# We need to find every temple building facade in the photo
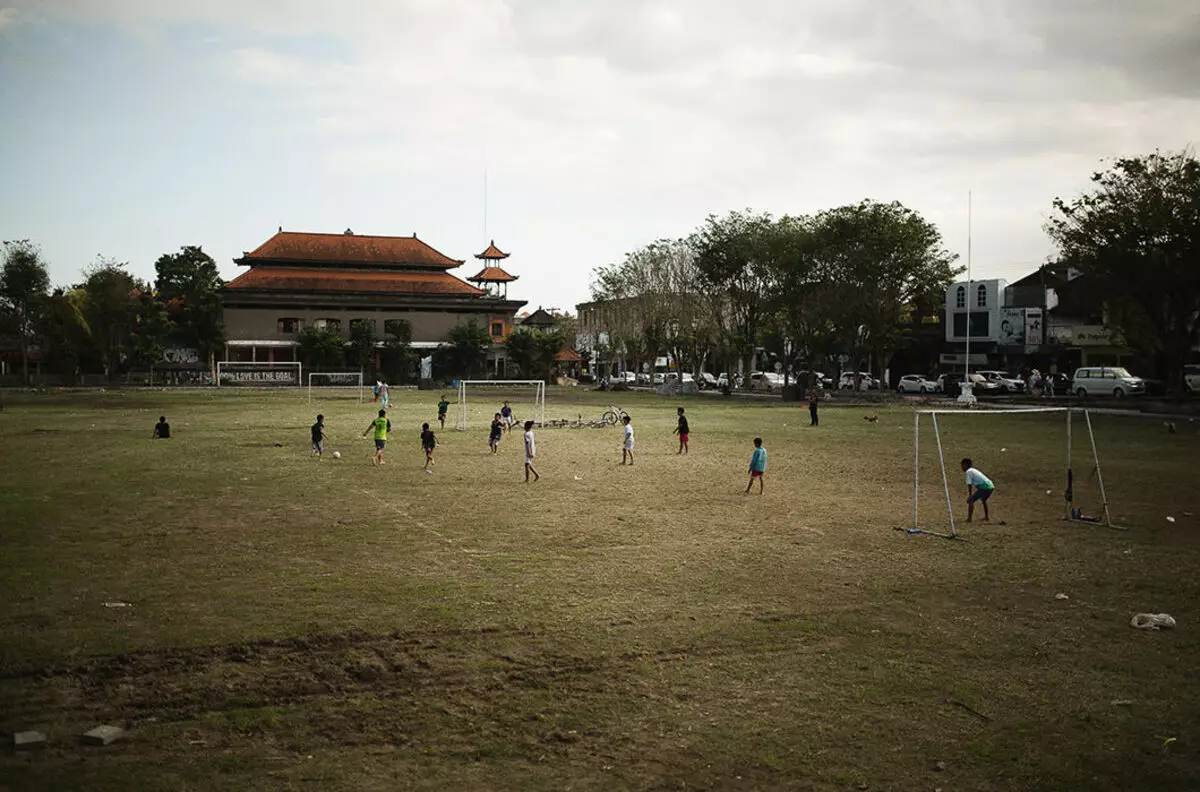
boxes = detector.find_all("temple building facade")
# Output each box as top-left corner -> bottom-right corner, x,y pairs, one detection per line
221,230 -> 526,365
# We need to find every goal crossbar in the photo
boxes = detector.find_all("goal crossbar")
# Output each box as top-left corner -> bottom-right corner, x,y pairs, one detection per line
912,406 -> 1117,540
455,380 -> 546,431
307,371 -> 366,402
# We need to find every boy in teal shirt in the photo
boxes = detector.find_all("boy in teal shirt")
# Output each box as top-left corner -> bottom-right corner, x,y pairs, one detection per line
745,437 -> 767,494
437,395 -> 450,429
961,457 -> 995,522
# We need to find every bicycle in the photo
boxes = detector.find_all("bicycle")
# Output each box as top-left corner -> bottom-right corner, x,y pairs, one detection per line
600,405 -> 629,424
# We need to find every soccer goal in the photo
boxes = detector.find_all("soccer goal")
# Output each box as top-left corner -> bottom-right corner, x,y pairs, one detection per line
307,371 -> 366,403
454,380 -> 546,431
216,361 -> 302,387
910,407 -> 1116,540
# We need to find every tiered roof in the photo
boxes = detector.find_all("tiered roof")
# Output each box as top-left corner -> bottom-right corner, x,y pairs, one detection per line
468,239 -> 518,284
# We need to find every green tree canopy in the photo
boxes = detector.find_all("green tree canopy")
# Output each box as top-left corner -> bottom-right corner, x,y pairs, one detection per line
297,326 -> 346,371
436,320 -> 492,380
153,245 -> 225,366
82,258 -> 141,381
0,240 -> 51,382
1047,150 -> 1200,395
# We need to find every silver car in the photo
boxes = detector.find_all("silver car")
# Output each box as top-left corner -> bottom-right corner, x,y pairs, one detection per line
896,374 -> 937,394
1071,366 -> 1146,398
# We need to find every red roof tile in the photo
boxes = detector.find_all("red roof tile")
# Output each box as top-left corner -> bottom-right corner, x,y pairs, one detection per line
240,231 -> 463,270
467,266 -> 518,283
554,347 -> 583,362
475,240 -> 509,260
224,267 -> 486,296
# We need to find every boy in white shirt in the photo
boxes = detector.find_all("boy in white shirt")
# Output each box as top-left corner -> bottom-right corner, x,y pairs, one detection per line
621,415 -> 635,465
523,420 -> 540,482
961,457 -> 995,522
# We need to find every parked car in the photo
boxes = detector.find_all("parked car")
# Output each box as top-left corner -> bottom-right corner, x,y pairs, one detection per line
717,372 -> 730,389
697,372 -> 718,389
938,372 -> 1001,398
662,372 -> 695,385
977,370 -> 1026,393
795,370 -> 833,390
749,371 -> 784,392
838,372 -> 876,391
1185,364 -> 1200,394
896,374 -> 937,394
1071,366 -> 1146,398
652,372 -> 665,385
636,372 -> 651,385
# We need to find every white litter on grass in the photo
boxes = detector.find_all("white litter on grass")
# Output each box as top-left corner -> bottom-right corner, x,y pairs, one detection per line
1046,490 -> 1053,495
1167,516 -> 1176,523
1130,613 -> 1176,630
1055,593 -> 1069,600
103,602 -> 131,608
1001,447 -> 1007,452
573,476 -> 582,481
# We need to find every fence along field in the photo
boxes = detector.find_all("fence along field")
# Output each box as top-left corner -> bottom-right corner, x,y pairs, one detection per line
1,387 -> 1198,790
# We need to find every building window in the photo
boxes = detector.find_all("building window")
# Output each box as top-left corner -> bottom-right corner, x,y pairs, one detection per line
277,317 -> 302,333
955,286 -> 966,309
314,318 -> 341,332
491,321 -> 505,338
349,318 -> 375,335
977,284 -> 987,308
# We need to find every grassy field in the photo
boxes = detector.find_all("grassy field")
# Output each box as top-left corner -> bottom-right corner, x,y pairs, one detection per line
1,386 -> 1198,791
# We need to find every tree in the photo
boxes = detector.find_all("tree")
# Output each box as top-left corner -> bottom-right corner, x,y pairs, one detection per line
1047,150 -> 1200,396
347,321 -> 376,376
81,258 -> 141,381
379,319 -> 416,383
0,240 -> 51,383
297,326 -> 346,371
39,287 -> 92,384
436,319 -> 492,379
504,326 -> 539,378
129,287 -> 171,371
692,211 -> 779,380
154,246 -> 225,370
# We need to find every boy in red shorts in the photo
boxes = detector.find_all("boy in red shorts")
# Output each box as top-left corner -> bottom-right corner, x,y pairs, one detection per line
675,407 -> 689,455
745,437 -> 767,494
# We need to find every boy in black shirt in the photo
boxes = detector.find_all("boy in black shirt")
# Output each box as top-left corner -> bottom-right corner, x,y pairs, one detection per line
489,412 -> 503,454
674,407 -> 689,455
311,414 -> 328,457
153,416 -> 170,439
421,423 -> 437,472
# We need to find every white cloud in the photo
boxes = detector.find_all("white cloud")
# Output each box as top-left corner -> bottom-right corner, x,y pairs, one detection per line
0,7 -> 20,30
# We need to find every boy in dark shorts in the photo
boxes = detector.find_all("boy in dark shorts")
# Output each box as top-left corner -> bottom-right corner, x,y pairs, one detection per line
962,457 -> 995,522
437,395 -> 450,429
675,407 -> 690,454
362,409 -> 391,466
489,412 -> 503,454
745,437 -> 767,494
153,416 -> 170,439
500,401 -> 514,432
421,423 -> 437,471
311,414 -> 328,457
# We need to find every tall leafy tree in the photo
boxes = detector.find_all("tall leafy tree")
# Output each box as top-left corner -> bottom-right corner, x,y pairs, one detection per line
130,286 -> 171,371
154,246 -> 225,369
39,287 -> 92,383
296,326 -> 346,371
347,321 -> 376,376
82,258 -> 141,381
1047,150 -> 1200,396
0,240 -> 51,383
436,319 -> 492,379
380,319 -> 416,383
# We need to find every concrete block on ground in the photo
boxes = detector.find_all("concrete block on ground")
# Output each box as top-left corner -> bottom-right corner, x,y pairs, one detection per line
80,725 -> 125,746
14,731 -> 47,750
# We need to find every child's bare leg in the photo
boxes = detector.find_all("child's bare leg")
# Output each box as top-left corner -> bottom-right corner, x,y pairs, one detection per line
967,500 -> 974,522
982,500 -> 990,522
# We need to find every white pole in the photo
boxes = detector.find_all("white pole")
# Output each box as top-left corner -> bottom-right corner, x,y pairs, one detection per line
965,190 -> 972,380
913,412 -> 920,531
932,413 -> 957,537
1084,410 -> 1112,527
1065,407 -> 1073,520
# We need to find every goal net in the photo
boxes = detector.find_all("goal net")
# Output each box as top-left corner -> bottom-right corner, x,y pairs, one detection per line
308,371 -> 366,403
911,407 -> 1113,539
454,380 -> 546,431
216,361 -> 302,387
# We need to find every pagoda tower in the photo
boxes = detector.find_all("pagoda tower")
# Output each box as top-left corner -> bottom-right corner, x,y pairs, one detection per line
467,240 -> 518,299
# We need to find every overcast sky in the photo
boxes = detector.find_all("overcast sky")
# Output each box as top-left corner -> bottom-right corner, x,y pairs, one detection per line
1,1 -> 1196,311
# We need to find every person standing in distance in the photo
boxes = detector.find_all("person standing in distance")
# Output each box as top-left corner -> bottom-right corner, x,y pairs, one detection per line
745,437 -> 767,495
621,415 -> 635,465
523,420 -> 540,482
674,407 -> 690,454
808,387 -> 820,427
362,409 -> 391,466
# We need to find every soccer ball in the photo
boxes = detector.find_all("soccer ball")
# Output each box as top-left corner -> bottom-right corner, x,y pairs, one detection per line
332,451 -> 341,459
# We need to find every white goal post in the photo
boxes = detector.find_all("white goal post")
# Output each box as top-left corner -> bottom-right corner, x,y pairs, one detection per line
454,380 -> 546,431
307,371 -> 366,402
216,361 -> 302,387
911,407 -> 1115,540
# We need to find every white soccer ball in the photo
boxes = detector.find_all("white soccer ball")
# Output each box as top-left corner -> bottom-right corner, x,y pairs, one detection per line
332,451 -> 341,459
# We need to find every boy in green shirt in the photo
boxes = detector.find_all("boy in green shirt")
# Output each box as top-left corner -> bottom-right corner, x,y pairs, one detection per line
437,395 -> 450,429
362,409 -> 392,466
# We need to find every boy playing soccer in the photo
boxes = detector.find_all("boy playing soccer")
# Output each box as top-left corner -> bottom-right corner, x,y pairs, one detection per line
362,409 -> 391,466
674,407 -> 689,454
311,414 -> 328,457
500,401 -> 514,432
745,437 -> 767,494
489,412 -> 503,454
523,419 -> 539,482
437,395 -> 450,429
621,415 -> 635,465
961,457 -> 995,522
421,422 -> 437,472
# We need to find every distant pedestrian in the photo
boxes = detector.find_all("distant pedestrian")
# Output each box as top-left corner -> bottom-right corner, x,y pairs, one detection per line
311,414 -> 328,457
153,415 -> 170,439
621,415 -> 635,465
523,420 -> 540,482
674,407 -> 690,454
808,388 -> 820,427
745,437 -> 767,494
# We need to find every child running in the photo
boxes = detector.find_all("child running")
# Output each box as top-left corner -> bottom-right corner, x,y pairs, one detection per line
437,394 -> 450,429
362,409 -> 391,466
500,401 -> 514,432
745,437 -> 767,494
489,412 -> 503,454
961,457 -> 996,522
311,414 -> 328,457
421,422 -> 437,472
523,420 -> 539,482
621,415 -> 635,465
674,407 -> 689,455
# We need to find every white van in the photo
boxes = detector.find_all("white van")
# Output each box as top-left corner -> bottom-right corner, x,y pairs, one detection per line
1071,366 -> 1145,398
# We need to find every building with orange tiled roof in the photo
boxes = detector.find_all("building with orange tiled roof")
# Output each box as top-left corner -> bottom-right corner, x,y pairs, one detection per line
222,229 -> 526,370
